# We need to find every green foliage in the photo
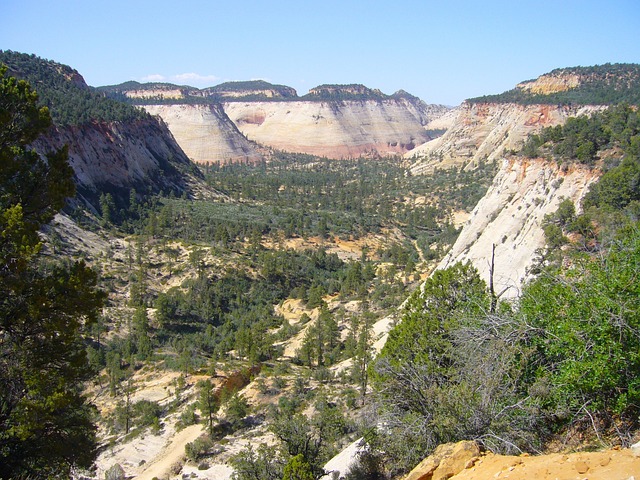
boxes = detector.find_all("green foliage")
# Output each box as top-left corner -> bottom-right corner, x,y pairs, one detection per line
521,227 -> 640,416
263,398 -> 350,480
110,398 -> 163,435
185,434 -> 214,462
377,262 -> 488,369
0,50 -> 148,125
176,403 -> 197,431
372,175 -> 640,474
371,263 -> 541,474
207,80 -> 297,100
200,154 -> 494,249
225,393 -> 249,429
302,84 -> 388,101
231,444 -> 285,480
522,105 -> 640,168
343,450 -> 385,480
282,454 -> 314,480
197,379 -> 219,436
296,306 -> 341,367
0,65 -> 106,478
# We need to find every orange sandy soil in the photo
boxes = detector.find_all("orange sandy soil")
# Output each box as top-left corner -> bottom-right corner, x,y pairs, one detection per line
451,448 -> 639,480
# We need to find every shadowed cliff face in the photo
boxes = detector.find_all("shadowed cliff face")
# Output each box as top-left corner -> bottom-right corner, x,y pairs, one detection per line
32,116 -> 203,212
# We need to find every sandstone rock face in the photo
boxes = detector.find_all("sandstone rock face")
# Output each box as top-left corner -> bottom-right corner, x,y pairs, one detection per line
404,441 -> 481,480
144,104 -> 262,164
125,87 -> 187,100
516,72 -> 581,95
222,99 -> 446,158
437,157 -> 599,297
407,102 -> 602,174
32,116 -> 202,210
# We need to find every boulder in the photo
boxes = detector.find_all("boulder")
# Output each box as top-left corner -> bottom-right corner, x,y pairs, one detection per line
404,441 -> 481,480
631,440 -> 640,457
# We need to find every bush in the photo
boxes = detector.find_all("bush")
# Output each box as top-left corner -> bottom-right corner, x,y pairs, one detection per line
104,463 -> 125,480
185,434 -> 214,462
225,393 -> 249,429
176,404 -> 197,431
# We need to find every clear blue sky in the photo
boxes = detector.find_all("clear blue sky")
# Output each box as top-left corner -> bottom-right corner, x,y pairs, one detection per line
1,0 -> 639,105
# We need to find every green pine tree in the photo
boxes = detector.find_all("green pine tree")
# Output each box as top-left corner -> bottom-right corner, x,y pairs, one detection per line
0,65 -> 106,477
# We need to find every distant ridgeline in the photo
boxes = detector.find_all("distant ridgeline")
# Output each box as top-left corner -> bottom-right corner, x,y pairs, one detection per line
0,50 -> 148,126
98,79 -> 423,105
468,63 -> 640,105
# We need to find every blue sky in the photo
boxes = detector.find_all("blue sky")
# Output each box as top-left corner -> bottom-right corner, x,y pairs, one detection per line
1,0 -> 639,105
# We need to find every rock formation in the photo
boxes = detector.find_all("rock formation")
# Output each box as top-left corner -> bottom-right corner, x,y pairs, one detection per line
407,102 -> 601,174
104,81 -> 450,162
404,441 -> 481,480
144,104 -> 262,164
437,156 -> 599,296
32,116 -> 203,212
222,98 -> 442,158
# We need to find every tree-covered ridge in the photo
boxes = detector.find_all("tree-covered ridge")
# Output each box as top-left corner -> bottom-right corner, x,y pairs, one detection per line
99,79 -> 413,105
521,104 -> 640,165
0,65 -> 105,478
0,50 -> 149,126
302,84 -> 389,101
468,63 -> 640,105
205,80 -> 298,98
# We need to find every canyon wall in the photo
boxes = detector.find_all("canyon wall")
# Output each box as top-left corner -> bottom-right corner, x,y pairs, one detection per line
144,104 -> 263,164
437,156 -> 599,297
221,99 -> 445,158
407,102 -> 601,174
33,116 -> 203,210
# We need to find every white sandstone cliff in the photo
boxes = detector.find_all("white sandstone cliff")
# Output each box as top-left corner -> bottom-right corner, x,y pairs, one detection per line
222,99 -> 448,158
437,156 -> 599,296
144,104 -> 263,164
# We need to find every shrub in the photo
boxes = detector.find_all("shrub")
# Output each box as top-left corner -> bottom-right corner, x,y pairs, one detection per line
185,434 -> 214,462
104,463 -> 125,480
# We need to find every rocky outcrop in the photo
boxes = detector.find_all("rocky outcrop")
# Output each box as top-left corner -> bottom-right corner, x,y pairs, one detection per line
451,447 -> 640,480
404,441 -> 481,480
144,104 -> 263,164
516,72 -> 581,95
32,116 -> 203,211
437,157 -> 599,297
407,103 -> 601,174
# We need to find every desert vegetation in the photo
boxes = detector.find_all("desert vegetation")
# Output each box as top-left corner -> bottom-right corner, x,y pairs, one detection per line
2,53 -> 640,480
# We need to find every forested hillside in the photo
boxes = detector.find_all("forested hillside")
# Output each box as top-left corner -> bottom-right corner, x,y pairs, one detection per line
0,50 -> 148,125
468,63 -> 640,105
1,54 -> 640,480
0,50 -> 203,214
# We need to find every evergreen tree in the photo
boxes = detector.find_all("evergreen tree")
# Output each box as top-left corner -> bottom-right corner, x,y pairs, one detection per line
197,379 -> 219,436
0,65 -> 106,477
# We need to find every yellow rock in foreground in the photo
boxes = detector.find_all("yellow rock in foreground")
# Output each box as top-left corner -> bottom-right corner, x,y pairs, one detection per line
404,441 -> 481,480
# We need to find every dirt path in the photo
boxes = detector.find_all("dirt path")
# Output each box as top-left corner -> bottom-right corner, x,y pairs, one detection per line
134,424 -> 203,480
